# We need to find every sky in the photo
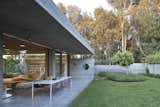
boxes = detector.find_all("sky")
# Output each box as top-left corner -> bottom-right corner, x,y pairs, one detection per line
53,0 -> 112,15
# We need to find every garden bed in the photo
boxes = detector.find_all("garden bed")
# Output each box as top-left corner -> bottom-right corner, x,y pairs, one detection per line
97,72 -> 147,82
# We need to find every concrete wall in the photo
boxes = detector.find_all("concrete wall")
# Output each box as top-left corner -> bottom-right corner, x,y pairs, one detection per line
70,58 -> 95,79
148,64 -> 160,74
95,63 -> 147,74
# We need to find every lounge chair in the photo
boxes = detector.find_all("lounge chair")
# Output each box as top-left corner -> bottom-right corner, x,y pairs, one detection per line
3,70 -> 45,98
12,70 -> 45,82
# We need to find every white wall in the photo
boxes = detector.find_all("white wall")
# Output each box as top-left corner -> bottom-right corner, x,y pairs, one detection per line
70,59 -> 160,75
148,64 -> 160,74
95,63 -> 147,74
70,57 -> 95,79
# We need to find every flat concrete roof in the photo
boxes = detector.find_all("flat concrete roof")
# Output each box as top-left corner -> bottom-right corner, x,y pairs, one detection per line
0,0 -> 94,54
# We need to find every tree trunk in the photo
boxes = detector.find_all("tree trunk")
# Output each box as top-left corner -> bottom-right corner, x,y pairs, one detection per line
135,37 -> 146,56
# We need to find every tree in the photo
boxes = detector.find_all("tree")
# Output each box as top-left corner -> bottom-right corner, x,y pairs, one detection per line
91,7 -> 122,64
107,0 -> 160,62
57,3 -> 67,15
67,5 -> 82,25
57,3 -> 127,64
106,0 -> 133,52
58,3 -> 92,40
74,12 -> 93,41
130,0 -> 160,56
107,0 -> 130,10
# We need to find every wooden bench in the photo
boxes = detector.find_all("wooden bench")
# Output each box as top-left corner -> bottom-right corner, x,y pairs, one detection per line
32,76 -> 72,100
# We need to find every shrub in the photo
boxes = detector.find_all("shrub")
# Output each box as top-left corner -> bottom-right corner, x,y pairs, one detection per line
143,73 -> 160,79
97,72 -> 147,82
97,72 -> 106,77
6,56 -> 18,73
112,51 -> 134,66
105,72 -> 146,82
145,53 -> 160,64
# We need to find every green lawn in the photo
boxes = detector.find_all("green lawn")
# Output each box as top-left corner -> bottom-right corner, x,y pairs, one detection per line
70,77 -> 160,107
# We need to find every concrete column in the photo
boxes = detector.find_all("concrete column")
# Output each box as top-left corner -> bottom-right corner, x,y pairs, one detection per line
45,50 -> 49,76
52,51 -> 56,78
48,50 -> 56,78
67,54 -> 70,76
63,55 -> 68,77
0,34 -> 3,101
59,53 -> 62,75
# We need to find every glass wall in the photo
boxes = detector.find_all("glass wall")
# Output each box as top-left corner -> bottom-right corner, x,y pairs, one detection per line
2,35 -> 47,75
62,53 -> 67,77
55,53 -> 60,77
3,50 -> 46,74
55,53 -> 67,78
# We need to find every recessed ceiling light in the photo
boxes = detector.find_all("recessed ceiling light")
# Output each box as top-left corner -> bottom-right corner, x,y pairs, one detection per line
2,45 -> 6,48
19,44 -> 25,47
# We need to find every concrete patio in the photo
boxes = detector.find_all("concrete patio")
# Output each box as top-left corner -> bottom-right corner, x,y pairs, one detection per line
0,58 -> 95,107
0,77 -> 93,107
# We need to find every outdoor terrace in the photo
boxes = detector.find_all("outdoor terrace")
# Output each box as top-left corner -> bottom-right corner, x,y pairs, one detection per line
1,77 -> 93,107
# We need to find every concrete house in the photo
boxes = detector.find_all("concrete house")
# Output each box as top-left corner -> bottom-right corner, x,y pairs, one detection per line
0,0 -> 94,101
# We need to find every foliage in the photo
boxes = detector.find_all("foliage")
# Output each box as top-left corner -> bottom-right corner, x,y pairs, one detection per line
57,3 -> 67,15
143,73 -> 160,79
67,5 -> 82,25
105,72 -> 146,82
130,0 -> 160,56
92,7 -> 122,64
6,56 -> 18,73
107,0 -> 160,61
145,53 -> 160,64
106,0 -> 130,9
97,72 -> 146,82
58,1 -> 160,63
97,72 -> 106,77
57,4 -> 122,64
112,51 -> 134,66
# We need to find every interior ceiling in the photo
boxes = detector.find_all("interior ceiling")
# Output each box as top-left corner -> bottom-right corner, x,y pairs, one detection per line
0,0 -> 93,54
3,36 -> 47,54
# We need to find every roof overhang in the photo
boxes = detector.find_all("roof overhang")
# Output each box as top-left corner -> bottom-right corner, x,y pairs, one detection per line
0,0 -> 94,54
